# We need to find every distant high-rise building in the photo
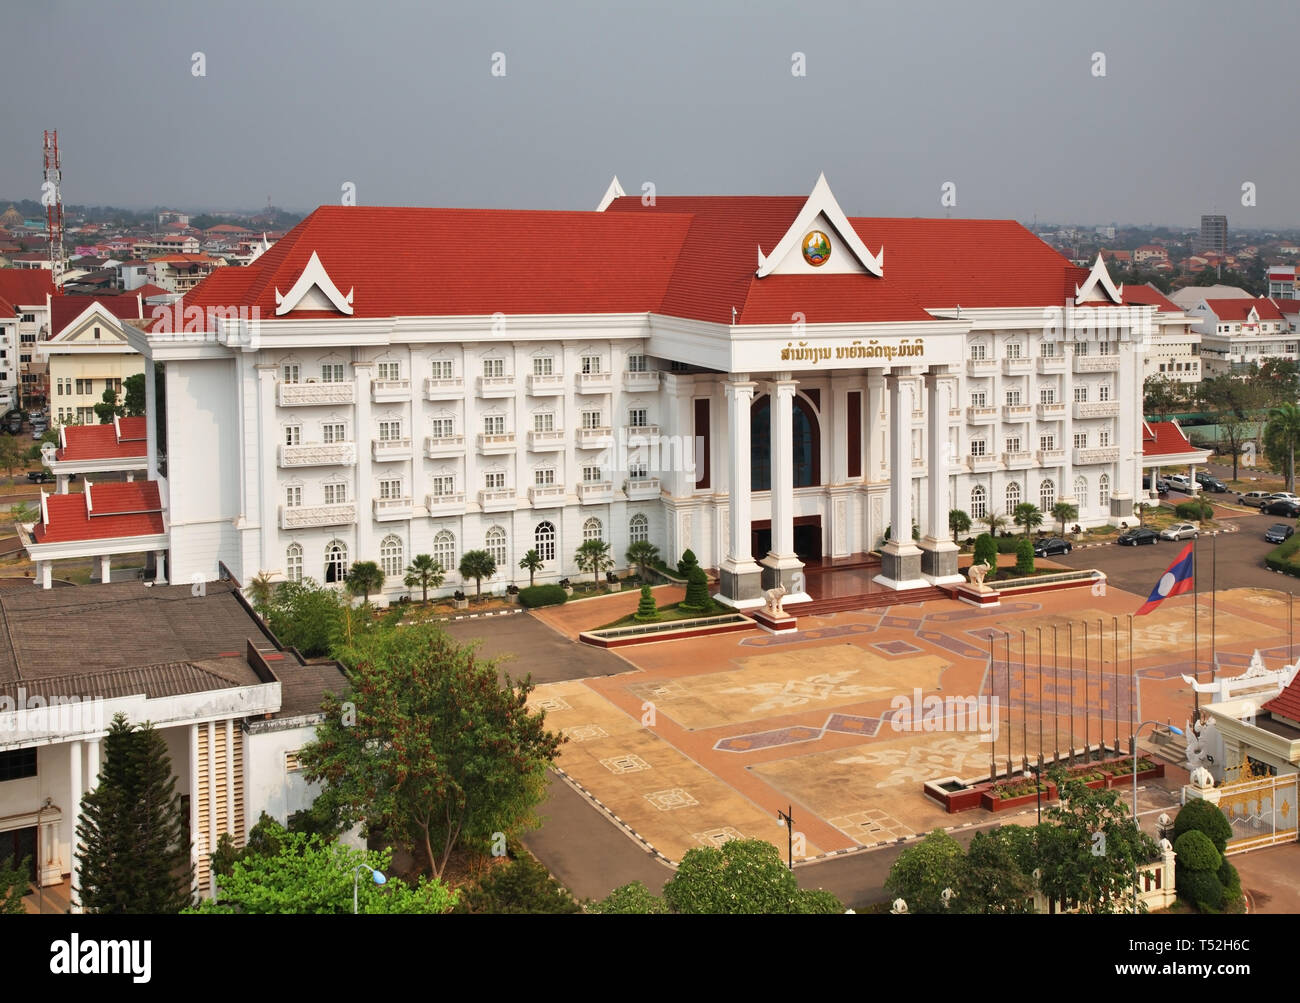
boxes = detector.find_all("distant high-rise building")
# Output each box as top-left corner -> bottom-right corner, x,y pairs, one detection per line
1199,214 -> 1227,255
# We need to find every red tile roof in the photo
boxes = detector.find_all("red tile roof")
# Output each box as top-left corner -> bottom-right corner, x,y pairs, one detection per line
1142,420 -> 1207,459
1205,298 -> 1284,322
1120,283 -> 1180,313
1262,673 -> 1300,723
166,198 -> 1082,328
33,481 -> 164,543
55,419 -> 149,461
116,416 -> 147,441
0,269 -> 54,306
0,295 -> 14,318
49,293 -> 143,338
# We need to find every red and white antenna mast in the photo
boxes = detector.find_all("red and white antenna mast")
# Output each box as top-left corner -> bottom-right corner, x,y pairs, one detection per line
42,130 -> 65,288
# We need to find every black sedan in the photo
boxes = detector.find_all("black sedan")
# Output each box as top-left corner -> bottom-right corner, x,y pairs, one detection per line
1265,523 -> 1296,545
1033,537 -> 1073,557
1117,528 -> 1160,546
1262,499 -> 1300,518
1196,476 -> 1228,493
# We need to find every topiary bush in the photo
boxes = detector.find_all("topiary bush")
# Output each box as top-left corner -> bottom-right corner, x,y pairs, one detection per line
1217,858 -> 1241,901
1014,537 -> 1035,576
1174,798 -> 1232,854
1174,500 -> 1214,521
1173,829 -> 1221,873
676,549 -> 699,578
679,566 -> 714,612
973,533 -> 997,571
518,584 -> 567,608
1178,867 -> 1225,913
633,583 -> 660,622
1265,533 -> 1300,577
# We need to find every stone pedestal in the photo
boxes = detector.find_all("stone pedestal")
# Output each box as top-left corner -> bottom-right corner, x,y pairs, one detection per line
874,541 -> 926,591
918,538 -> 963,585
760,553 -> 805,592
752,606 -> 798,635
717,560 -> 765,608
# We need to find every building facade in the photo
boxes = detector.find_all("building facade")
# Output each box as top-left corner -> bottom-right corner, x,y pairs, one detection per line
124,177 -> 1152,606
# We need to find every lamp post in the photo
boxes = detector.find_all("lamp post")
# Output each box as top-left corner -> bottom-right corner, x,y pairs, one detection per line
776,805 -> 795,870
351,862 -> 386,915
1130,720 -> 1183,914
1023,764 -> 1043,826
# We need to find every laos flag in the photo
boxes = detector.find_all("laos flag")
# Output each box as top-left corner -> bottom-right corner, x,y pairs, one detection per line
1136,542 -> 1195,615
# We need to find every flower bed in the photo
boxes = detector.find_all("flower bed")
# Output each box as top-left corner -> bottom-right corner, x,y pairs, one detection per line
981,779 -> 1057,813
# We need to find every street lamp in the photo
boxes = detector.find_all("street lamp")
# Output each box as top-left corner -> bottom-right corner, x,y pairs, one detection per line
776,805 -> 795,870
1130,720 -> 1183,914
1023,764 -> 1043,826
351,862 -> 386,915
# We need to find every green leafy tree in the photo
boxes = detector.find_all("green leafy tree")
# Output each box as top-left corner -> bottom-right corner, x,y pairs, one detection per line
518,548 -> 543,587
93,386 -> 125,424
299,623 -> 564,879
1013,502 -> 1043,537
1035,780 -> 1159,914
662,838 -> 842,914
680,565 -> 713,612
191,821 -> 456,914
0,435 -> 24,481
1256,358 -> 1300,407
77,714 -> 193,914
954,827 -> 1036,914
9,502 -> 35,523
262,578 -> 347,658
948,509 -> 971,543
458,549 -> 497,597
1142,374 -> 1186,420
122,372 -> 147,417
0,856 -> 29,914
344,560 -> 384,603
1015,537 -> 1035,576
985,510 -> 1009,537
589,881 -> 669,914
453,854 -> 580,914
885,829 -> 965,913
1052,501 -> 1079,536
625,540 -> 659,580
574,538 -> 614,588
1265,402 -> 1300,492
403,553 -> 444,603
245,571 -> 275,611
1199,373 -> 1266,481
633,583 -> 660,622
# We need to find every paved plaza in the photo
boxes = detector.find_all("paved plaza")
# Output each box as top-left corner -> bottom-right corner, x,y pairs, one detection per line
524,581 -> 1297,866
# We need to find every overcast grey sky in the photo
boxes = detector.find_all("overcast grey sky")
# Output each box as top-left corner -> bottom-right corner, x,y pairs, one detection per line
5,0 -> 1299,226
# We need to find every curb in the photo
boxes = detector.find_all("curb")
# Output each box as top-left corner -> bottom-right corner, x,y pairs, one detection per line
1070,521 -> 1240,551
398,607 -> 524,625
551,767 -> 676,868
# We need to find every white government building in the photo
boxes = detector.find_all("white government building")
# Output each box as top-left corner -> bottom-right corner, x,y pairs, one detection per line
117,176 -> 1154,607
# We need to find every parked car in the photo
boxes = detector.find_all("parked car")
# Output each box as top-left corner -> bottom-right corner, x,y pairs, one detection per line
1195,473 -> 1227,493
1155,480 -> 1169,496
1262,498 -> 1300,517
1165,474 -> 1191,491
1159,522 -> 1200,541
1033,537 -> 1072,557
25,470 -> 53,483
1265,523 -> 1296,545
1238,491 -> 1273,508
1117,528 -> 1160,546
1269,492 -> 1300,504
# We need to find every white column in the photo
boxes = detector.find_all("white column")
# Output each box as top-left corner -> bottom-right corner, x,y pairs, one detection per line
85,739 -> 101,790
68,739 -> 83,913
145,359 -> 158,480
761,376 -> 806,598
255,364 -> 278,571
353,359 -> 374,569
125,471 -> 134,482
56,474 -> 68,494
875,370 -> 926,589
717,377 -> 764,606
920,371 -> 963,584
98,555 -> 110,584
155,550 -> 168,585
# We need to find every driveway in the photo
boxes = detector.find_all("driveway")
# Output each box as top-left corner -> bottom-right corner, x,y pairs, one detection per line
440,611 -> 634,685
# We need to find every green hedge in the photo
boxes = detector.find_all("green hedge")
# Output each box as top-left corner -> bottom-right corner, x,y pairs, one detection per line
518,584 -> 567,608
1178,867 -> 1225,912
1174,798 -> 1233,854
1265,533 -> 1300,577
1174,500 -> 1214,520
1173,830 -> 1221,873
973,533 -> 997,569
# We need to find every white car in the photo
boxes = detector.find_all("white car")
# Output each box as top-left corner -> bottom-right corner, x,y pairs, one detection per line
1159,522 -> 1199,541
1165,474 -> 1191,491
1270,492 -> 1300,503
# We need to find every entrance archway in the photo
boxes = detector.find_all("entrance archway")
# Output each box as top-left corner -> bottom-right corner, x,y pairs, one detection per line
750,394 -> 820,491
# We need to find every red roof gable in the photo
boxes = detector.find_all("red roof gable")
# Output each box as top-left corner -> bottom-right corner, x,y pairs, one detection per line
1119,283 -> 1180,313
55,420 -> 149,462
0,269 -> 54,307
1262,672 -> 1300,723
49,293 -> 143,339
33,481 -> 163,544
1142,421 -> 1206,459
1205,298 -> 1283,322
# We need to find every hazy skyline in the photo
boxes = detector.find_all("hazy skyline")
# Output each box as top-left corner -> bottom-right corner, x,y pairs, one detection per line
6,0 -> 1300,226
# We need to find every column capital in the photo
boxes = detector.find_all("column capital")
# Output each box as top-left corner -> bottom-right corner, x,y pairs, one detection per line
723,378 -> 757,400
765,376 -> 798,396
924,365 -> 960,384
254,362 -> 279,373
885,367 -> 924,385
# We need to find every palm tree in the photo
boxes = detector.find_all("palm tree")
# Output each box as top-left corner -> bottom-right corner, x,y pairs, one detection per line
948,509 -> 971,544
625,540 -> 659,581
985,510 -> 1009,538
1267,403 -> 1300,493
1012,503 -> 1044,537
245,570 -> 275,610
403,553 -> 444,603
1051,501 -> 1079,537
345,560 -> 384,603
518,548 -> 543,587
458,549 -> 497,598
575,538 -> 614,588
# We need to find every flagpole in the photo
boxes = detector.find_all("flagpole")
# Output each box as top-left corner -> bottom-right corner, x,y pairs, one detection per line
1068,621 -> 1075,765
1193,540 -> 1200,720
1128,613 -> 1136,756
1021,628 -> 1029,773
1113,614 -> 1120,757
1037,625 -> 1044,769
1082,619 -> 1090,762
1005,630 -> 1013,780
1053,623 -> 1060,763
1211,532 -> 1217,683
988,631 -> 996,783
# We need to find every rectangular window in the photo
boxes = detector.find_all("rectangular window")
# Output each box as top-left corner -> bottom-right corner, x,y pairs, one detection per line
534,468 -> 556,486
1041,342 -> 1056,357
484,415 -> 505,436
75,378 -> 88,394
970,439 -> 987,457
1074,342 -> 1088,356
1005,342 -> 1022,359
1099,429 -> 1112,447
321,363 -> 345,383
282,363 -> 300,384
969,391 -> 986,408
430,474 -> 455,496
533,412 -> 555,432
379,478 -> 402,499
582,410 -> 602,430
324,482 -> 347,505
628,407 -> 648,427
629,460 -> 648,478
1098,341 -> 1114,356
1005,436 -> 1021,453
77,407 -> 94,423
377,361 -> 400,381
627,354 -> 647,373
1074,432 -> 1088,448
532,356 -> 554,377
322,422 -> 346,443
969,344 -> 986,361
1099,384 -> 1111,402
1005,389 -> 1022,406
582,465 -> 603,483
581,355 -> 602,375
285,424 -> 301,447
285,485 -> 302,507
430,359 -> 453,380
430,417 -> 454,438
378,420 -> 402,441
1039,434 -> 1056,450
1039,387 -> 1056,404
484,471 -> 505,490
482,358 -> 504,378
1074,386 -> 1088,402
0,747 -> 37,782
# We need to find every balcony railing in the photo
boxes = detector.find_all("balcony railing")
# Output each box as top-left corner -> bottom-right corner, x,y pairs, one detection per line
278,442 -> 356,467
967,358 -> 998,374
1002,357 -> 1033,375
527,429 -> 568,451
425,491 -> 466,515
1036,402 -> 1066,419
624,424 -> 660,441
624,477 -> 661,499
477,488 -> 516,512
966,453 -> 999,472
1002,404 -> 1034,422
372,496 -> 413,521
278,381 -> 355,407
1037,355 -> 1067,373
527,373 -> 566,395
1074,355 -> 1121,373
1073,446 -> 1120,465
372,437 -> 413,462
476,375 -> 516,396
577,481 -> 613,502
623,370 -> 659,392
280,502 -> 356,529
576,371 -> 614,393
477,432 -> 517,453
370,378 -> 411,402
528,484 -> 566,506
423,377 -> 464,400
577,426 -> 613,449
1002,450 -> 1034,468
966,406 -> 998,423
423,434 -> 464,457
1074,400 -> 1120,419
1037,448 -> 1065,465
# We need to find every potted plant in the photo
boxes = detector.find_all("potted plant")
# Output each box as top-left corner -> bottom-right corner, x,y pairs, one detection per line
559,577 -> 573,597
506,583 -> 520,604
606,570 -> 620,592
452,589 -> 468,610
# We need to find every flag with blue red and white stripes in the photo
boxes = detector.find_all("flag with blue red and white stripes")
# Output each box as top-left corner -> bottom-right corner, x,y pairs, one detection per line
1135,541 -> 1195,616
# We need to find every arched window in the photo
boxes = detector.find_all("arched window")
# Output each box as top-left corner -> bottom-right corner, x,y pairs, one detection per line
1040,479 -> 1056,512
380,535 -> 403,578
324,540 -> 348,584
751,395 -> 820,490
432,530 -> 456,574
582,517 -> 603,543
535,521 -> 556,562
970,485 -> 987,520
1099,473 -> 1111,508
286,543 -> 303,583
629,512 -> 649,544
485,526 -> 507,567
1074,475 -> 1087,505
1005,481 -> 1021,513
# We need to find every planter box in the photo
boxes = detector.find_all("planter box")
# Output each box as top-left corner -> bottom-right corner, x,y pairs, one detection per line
453,598 -> 469,610
924,777 -> 994,813
981,781 -> 1058,813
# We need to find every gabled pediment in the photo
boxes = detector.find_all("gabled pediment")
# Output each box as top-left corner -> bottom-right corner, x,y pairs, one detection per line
274,251 -> 354,316
596,176 -> 626,212
756,173 -> 884,278
1075,253 -> 1124,303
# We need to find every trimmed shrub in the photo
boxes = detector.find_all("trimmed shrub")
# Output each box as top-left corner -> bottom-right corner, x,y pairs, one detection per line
1173,829 -> 1221,873
633,584 -> 660,623
1178,867 -> 1225,912
973,533 -> 997,571
518,584 -> 567,608
1174,500 -> 1214,521
1013,537 -> 1034,575
1174,798 -> 1233,854
680,566 -> 713,612
1265,533 -> 1300,578
1218,858 -> 1241,900
676,549 -> 700,578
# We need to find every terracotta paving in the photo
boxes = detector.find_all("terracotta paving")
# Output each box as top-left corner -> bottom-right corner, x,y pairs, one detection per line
526,580 -> 1298,866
